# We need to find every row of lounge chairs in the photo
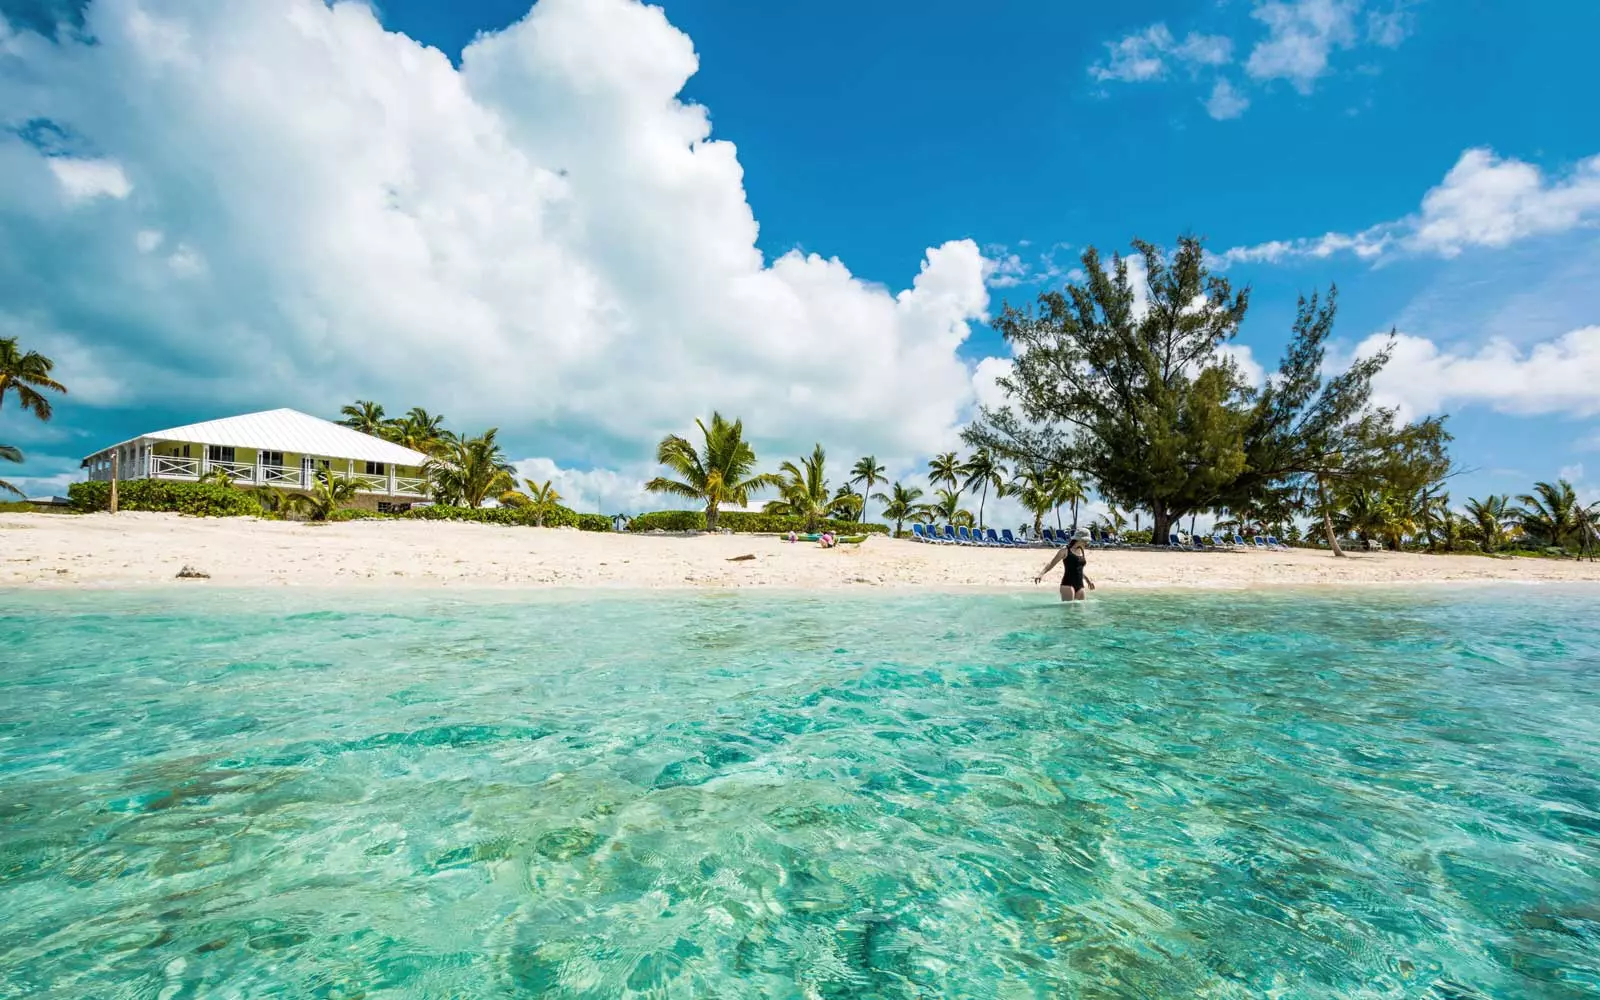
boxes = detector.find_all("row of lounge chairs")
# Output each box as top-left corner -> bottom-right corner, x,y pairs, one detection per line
1165,533 -> 1292,551
907,522 -> 1292,551
909,523 -> 1033,546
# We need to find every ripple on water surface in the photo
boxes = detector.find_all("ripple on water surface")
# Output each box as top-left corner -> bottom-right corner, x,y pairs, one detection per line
2,587 -> 1599,997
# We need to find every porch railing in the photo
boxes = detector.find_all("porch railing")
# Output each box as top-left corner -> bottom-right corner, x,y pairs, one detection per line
144,458 -> 423,497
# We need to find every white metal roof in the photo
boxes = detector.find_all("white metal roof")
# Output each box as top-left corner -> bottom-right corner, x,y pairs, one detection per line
84,408 -> 435,466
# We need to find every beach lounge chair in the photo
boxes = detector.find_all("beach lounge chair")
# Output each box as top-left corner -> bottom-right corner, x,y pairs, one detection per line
1266,535 -> 1287,551
1252,536 -> 1270,550
983,528 -> 1004,546
1234,534 -> 1250,549
1167,532 -> 1184,548
1191,534 -> 1207,551
910,523 -> 926,542
950,525 -> 971,545
1001,528 -> 1024,547
1212,533 -> 1233,550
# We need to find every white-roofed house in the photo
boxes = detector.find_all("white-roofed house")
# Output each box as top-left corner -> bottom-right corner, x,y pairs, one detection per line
80,408 -> 435,510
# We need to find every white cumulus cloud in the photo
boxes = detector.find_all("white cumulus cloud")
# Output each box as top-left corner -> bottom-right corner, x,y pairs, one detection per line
1090,23 -> 1234,83
47,156 -> 131,202
1203,79 -> 1250,120
0,0 -> 998,483
1218,147 -> 1600,266
1245,0 -> 1363,93
1359,326 -> 1600,421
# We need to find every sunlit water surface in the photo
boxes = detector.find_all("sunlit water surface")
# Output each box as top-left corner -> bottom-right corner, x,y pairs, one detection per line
3,587 -> 1599,998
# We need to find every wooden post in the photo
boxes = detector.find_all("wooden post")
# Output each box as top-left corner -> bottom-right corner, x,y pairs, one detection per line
110,451 -> 120,514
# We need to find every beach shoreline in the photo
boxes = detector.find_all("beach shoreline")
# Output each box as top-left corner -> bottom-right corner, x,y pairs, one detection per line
5,511 -> 1600,591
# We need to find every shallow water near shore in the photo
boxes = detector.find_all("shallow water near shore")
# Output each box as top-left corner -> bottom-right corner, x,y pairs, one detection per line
3,587 -> 1599,998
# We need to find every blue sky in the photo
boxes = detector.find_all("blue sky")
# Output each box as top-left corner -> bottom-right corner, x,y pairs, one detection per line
2,0 -> 1598,517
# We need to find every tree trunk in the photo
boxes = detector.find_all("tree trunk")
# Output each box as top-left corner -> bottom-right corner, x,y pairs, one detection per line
1316,477 -> 1344,557
1151,507 -> 1171,545
706,502 -> 718,533
1034,511 -> 1044,534
978,484 -> 988,531
1071,499 -> 1079,534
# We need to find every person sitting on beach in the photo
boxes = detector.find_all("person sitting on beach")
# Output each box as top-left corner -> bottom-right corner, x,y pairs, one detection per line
1035,536 -> 1095,602
819,531 -> 836,548
787,529 -> 798,543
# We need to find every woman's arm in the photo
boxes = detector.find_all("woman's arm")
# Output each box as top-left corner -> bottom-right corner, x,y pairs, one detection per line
1034,549 -> 1066,583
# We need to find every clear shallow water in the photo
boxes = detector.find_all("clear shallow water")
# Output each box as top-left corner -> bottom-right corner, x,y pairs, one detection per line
2,588 -> 1599,999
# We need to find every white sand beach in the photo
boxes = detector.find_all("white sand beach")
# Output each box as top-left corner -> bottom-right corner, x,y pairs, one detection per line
3,511 -> 1599,589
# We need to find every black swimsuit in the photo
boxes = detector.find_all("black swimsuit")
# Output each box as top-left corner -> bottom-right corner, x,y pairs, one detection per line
1063,550 -> 1086,590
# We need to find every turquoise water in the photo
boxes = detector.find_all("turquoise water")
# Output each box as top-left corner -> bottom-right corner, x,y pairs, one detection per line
2,588 -> 1599,998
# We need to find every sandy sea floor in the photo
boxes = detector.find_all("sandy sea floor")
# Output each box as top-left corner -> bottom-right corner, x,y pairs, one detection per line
4,511 -> 1599,589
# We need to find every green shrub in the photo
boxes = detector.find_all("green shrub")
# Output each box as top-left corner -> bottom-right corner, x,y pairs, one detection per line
68,479 -> 264,517
626,509 -> 887,535
328,508 -> 386,521
401,503 -> 601,528
1121,529 -> 1154,546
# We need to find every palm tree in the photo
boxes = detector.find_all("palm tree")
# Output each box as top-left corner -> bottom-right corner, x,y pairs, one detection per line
1332,487 -> 1390,548
1053,473 -> 1088,533
849,455 -> 886,523
502,478 -> 564,527
1464,494 -> 1516,553
927,452 -> 962,494
930,487 -> 974,528
960,449 -> 1007,531
873,482 -> 927,537
831,484 -> 865,523
0,337 -> 67,420
427,429 -> 515,508
645,412 -> 781,533
385,408 -> 454,456
1,442 -> 23,498
765,444 -> 855,531
286,469 -> 359,521
1009,466 -> 1056,536
1517,480 -> 1584,550
338,400 -> 387,436
1430,508 -> 1469,553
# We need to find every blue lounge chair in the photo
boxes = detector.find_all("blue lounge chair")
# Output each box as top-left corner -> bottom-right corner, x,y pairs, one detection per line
948,525 -> 968,545
1043,527 -> 1059,546
1191,534 -> 1207,551
983,528 -> 1003,546
1267,536 -> 1289,551
1168,532 -> 1183,548
1252,536 -> 1270,550
910,523 -> 926,542
1000,528 -> 1023,547
1234,534 -> 1249,548
1212,533 -> 1232,550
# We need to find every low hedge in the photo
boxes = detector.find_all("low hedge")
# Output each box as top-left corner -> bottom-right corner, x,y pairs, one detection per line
401,504 -> 613,531
69,479 -> 265,517
626,509 -> 888,535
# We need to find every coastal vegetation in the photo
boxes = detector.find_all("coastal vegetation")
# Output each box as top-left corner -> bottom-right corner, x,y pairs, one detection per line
5,237 -> 1598,553
1,336 -> 67,498
643,412 -> 781,533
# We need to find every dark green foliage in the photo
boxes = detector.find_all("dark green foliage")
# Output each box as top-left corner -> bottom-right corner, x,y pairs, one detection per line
402,503 -> 600,528
627,509 -> 886,535
328,508 -> 385,521
967,238 -> 1454,552
965,238 -> 1252,543
68,480 -> 265,517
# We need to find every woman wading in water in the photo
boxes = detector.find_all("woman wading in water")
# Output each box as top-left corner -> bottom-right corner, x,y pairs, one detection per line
1035,537 -> 1096,602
